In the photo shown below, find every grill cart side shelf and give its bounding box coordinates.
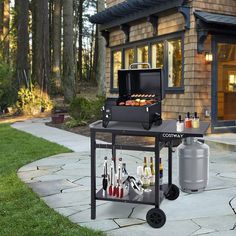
[90,120,209,228]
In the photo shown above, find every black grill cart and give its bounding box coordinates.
[102,63,163,130]
[90,120,209,228]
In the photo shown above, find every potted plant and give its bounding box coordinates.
[51,106,67,124]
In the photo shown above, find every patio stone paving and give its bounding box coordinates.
[13,119,236,235]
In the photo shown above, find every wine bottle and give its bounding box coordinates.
[143,157,147,172]
[150,157,155,186]
[150,157,154,175]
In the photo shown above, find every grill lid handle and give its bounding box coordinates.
[129,63,151,69]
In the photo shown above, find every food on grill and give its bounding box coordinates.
[118,102,125,106]
[140,100,146,106]
[118,98,157,107]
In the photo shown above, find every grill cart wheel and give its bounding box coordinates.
[103,120,109,128]
[164,184,180,200]
[146,208,166,228]
[142,122,151,130]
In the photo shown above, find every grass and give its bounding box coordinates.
[0,124,105,236]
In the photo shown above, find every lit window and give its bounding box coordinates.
[125,48,135,69]
[113,50,122,89]
[137,45,149,67]
[168,39,182,87]
[152,43,164,69]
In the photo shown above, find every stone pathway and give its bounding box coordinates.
[13,119,236,236]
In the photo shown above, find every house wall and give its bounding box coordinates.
[104,0,236,125]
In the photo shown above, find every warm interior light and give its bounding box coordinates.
[205,52,213,62]
[229,74,236,84]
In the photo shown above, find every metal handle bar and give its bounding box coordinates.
[129,62,151,69]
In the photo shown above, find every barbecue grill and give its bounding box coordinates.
[102,63,163,130]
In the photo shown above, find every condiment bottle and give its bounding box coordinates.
[192,112,200,129]
[177,115,184,132]
[185,112,192,128]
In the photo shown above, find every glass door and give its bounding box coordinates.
[212,36,236,129]
[217,43,236,121]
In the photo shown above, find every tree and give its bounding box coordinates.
[0,1,3,41]
[32,0,50,93]
[62,0,76,102]
[52,0,62,94]
[16,0,29,88]
[78,0,84,81]
[2,0,10,62]
[96,0,106,96]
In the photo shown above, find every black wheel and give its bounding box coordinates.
[142,122,151,130]
[146,208,166,228]
[164,184,180,200]
[103,120,109,128]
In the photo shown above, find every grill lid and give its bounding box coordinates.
[118,68,163,99]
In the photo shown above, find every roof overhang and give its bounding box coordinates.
[90,0,188,31]
[194,11,236,53]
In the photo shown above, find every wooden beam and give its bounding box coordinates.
[147,15,158,36]
[101,30,110,47]
[178,6,190,30]
[120,24,130,43]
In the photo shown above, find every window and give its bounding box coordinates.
[137,45,149,67]
[110,34,183,92]
[152,43,164,69]
[125,48,135,69]
[112,50,122,89]
[167,39,182,88]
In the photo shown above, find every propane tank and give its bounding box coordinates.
[177,137,209,193]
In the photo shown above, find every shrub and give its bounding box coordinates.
[0,63,17,111]
[16,85,53,115]
[68,96,105,126]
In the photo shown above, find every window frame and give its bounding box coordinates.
[110,31,184,94]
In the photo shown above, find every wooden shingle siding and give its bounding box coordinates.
[193,0,236,14]
[104,0,236,127]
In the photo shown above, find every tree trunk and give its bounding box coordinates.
[32,0,50,93]
[89,25,95,82]
[96,0,106,96]
[0,1,3,39]
[62,0,76,102]
[78,0,83,81]
[52,0,62,94]
[2,0,10,62]
[16,0,29,88]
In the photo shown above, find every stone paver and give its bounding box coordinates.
[13,118,236,235]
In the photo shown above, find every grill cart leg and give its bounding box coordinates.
[146,137,166,228]
[164,141,180,201]
[154,136,160,208]
[91,131,96,219]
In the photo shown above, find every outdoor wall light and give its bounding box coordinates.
[205,52,213,62]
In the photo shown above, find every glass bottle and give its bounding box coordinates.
[150,157,155,186]
[192,112,200,129]
[185,112,192,128]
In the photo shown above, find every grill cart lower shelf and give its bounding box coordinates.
[90,120,209,228]
[96,184,178,205]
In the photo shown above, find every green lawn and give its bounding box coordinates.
[0,124,105,236]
